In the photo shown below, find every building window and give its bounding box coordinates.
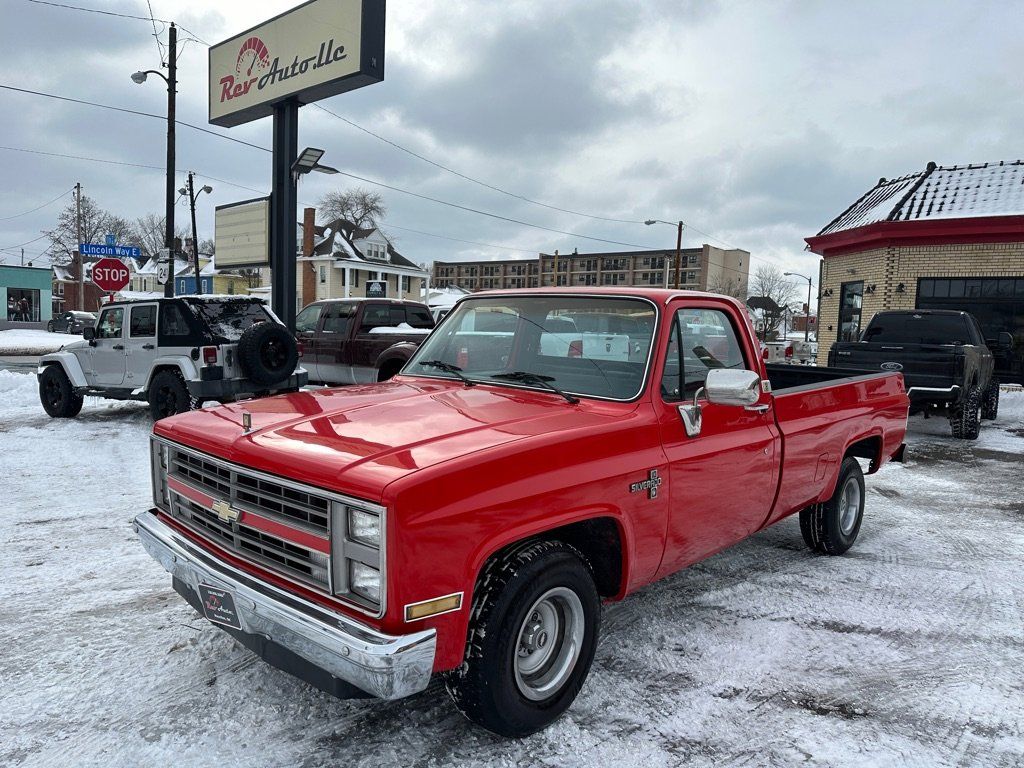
[838,281,864,342]
[688,254,698,265]
[57,282,64,295]
[227,281,235,294]
[319,265,326,284]
[401,276,410,293]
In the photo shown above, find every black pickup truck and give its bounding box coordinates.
[829,310,1006,439]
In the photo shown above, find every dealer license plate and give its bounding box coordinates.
[197,583,242,630]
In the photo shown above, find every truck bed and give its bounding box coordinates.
[764,363,894,393]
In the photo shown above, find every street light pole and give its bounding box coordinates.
[784,271,814,342]
[645,218,685,289]
[132,23,176,297]
[180,172,213,295]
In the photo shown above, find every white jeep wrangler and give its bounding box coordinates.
[37,296,307,420]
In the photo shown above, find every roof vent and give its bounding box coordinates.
[926,161,937,172]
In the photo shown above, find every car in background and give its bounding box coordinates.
[763,338,815,365]
[47,311,96,334]
[295,298,435,385]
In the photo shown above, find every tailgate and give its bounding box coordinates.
[830,342,959,389]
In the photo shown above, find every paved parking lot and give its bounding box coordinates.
[1,370,1022,767]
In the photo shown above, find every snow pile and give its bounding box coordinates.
[0,329,74,355]
[368,322,431,335]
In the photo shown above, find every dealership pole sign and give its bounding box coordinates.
[209,0,385,128]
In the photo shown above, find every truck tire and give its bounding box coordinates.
[46,320,54,332]
[799,456,864,555]
[237,322,298,386]
[39,365,83,418]
[949,384,982,439]
[445,540,601,737]
[981,380,999,421]
[149,370,193,421]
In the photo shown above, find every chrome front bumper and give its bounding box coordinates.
[133,509,436,700]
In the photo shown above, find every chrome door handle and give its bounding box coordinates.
[745,403,770,413]
[112,344,124,350]
[142,344,155,350]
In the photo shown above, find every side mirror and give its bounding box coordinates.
[704,368,761,406]
[83,327,95,341]
[997,331,1014,350]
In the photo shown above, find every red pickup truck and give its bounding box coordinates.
[135,288,908,737]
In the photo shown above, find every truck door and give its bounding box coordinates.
[655,304,779,577]
[294,303,325,382]
[318,302,357,384]
[91,306,128,387]
[125,303,158,388]
[351,303,397,383]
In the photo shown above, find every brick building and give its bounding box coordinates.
[806,160,1024,383]
[432,244,749,295]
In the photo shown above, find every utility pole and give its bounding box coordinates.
[164,22,178,297]
[553,249,559,287]
[20,248,24,267]
[186,171,201,294]
[75,181,83,311]
[674,221,683,290]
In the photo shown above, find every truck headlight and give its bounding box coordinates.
[348,508,380,548]
[350,561,381,604]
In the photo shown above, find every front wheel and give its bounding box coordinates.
[39,365,83,418]
[445,541,600,737]
[148,370,193,421]
[949,384,982,439]
[800,456,865,555]
[46,321,54,332]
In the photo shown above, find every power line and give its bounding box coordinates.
[384,224,539,254]
[313,103,646,225]
[0,186,73,221]
[0,84,268,152]
[24,0,207,43]
[0,144,165,170]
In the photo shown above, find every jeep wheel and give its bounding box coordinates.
[39,365,83,418]
[149,370,192,421]
[949,384,982,439]
[238,322,298,386]
[981,380,999,421]
[46,321,54,333]
[445,541,600,737]
[800,456,865,555]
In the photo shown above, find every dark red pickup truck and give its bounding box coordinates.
[294,298,435,384]
[135,288,908,736]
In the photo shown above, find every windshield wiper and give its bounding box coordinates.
[491,371,580,404]
[419,360,476,386]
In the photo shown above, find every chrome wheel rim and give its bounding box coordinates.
[839,476,861,535]
[513,587,584,701]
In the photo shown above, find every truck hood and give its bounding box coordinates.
[153,377,624,502]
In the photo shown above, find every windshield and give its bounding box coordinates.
[188,299,274,341]
[406,295,657,400]
[862,313,972,345]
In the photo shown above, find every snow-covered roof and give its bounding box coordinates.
[818,160,1024,236]
[53,265,73,281]
[308,218,425,273]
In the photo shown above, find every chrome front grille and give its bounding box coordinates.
[171,449,329,533]
[165,444,332,591]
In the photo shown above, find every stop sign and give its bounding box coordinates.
[92,257,131,292]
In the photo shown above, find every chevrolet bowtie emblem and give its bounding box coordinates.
[212,499,240,523]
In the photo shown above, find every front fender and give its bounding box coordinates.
[38,350,88,388]
[144,357,200,392]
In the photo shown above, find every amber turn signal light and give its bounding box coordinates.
[404,593,462,622]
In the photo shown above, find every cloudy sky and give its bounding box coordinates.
[1,0,1022,283]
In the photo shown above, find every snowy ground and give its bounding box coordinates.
[0,329,76,355]
[1,370,1022,767]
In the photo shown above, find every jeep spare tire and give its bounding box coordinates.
[237,322,298,386]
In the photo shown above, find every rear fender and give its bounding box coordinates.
[374,342,417,372]
[816,429,884,502]
[38,351,88,388]
[144,357,199,392]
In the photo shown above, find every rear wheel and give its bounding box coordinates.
[148,370,193,420]
[46,321,54,332]
[39,365,83,418]
[949,384,982,439]
[445,541,600,737]
[800,456,865,555]
[238,322,299,386]
[981,380,999,421]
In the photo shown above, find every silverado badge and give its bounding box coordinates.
[212,499,240,523]
[630,469,663,500]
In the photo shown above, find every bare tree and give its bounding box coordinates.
[318,188,386,228]
[748,264,798,341]
[134,213,188,264]
[706,273,747,299]
[46,196,134,266]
